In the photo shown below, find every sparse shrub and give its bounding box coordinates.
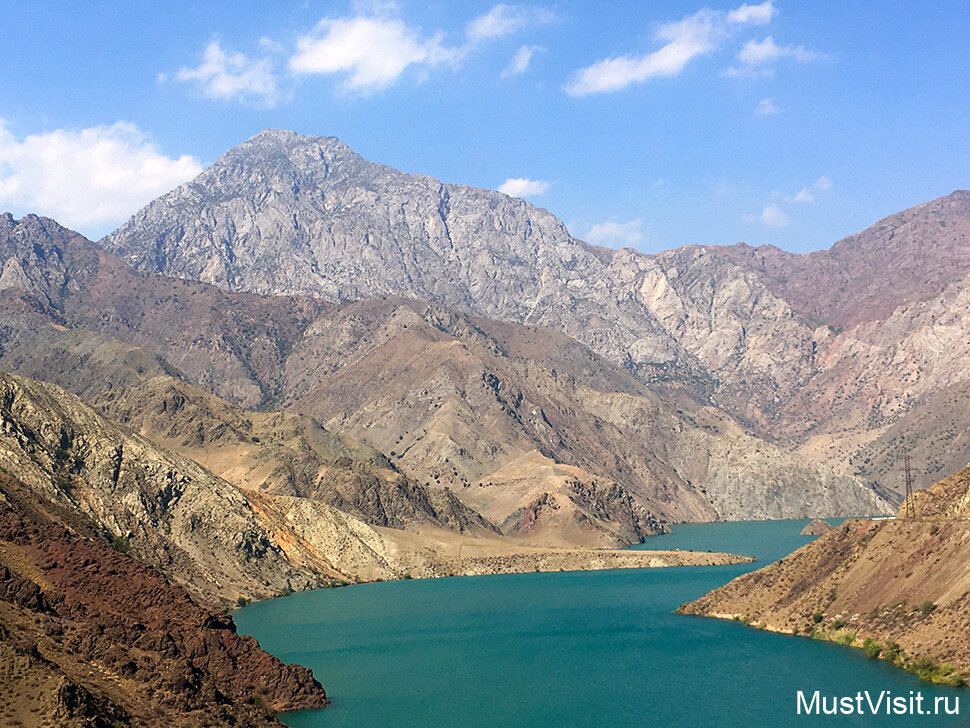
[112,535,130,553]
[830,617,847,630]
[883,640,901,663]
[918,600,937,616]
[863,637,882,659]
[812,612,824,624]
[836,631,856,646]
[236,596,250,608]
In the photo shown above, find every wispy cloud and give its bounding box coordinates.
[754,96,780,115]
[467,4,554,42]
[738,35,820,65]
[788,175,832,203]
[171,42,280,107]
[724,35,823,77]
[586,219,643,246]
[501,45,543,77]
[746,176,831,227]
[0,120,201,234]
[726,1,777,25]
[498,177,550,197]
[758,204,789,227]
[564,1,776,96]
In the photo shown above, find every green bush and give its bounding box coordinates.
[812,612,824,624]
[863,637,882,659]
[918,600,937,616]
[836,631,856,646]
[111,535,130,553]
[236,596,250,608]
[830,617,847,630]
[882,640,901,663]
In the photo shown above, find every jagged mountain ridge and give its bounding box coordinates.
[99,130,970,492]
[0,213,892,536]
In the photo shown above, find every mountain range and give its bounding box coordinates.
[1,127,968,721]
[102,130,970,497]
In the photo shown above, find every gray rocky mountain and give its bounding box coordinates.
[0,212,893,540]
[101,131,970,497]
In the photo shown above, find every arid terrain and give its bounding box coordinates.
[680,465,970,685]
[0,129,968,723]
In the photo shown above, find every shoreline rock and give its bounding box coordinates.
[800,518,836,536]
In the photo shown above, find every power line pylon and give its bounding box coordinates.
[903,454,915,519]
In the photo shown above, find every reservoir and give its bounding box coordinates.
[236,519,964,727]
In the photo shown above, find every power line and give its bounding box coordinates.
[903,454,915,519]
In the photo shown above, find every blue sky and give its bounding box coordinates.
[1,1,968,253]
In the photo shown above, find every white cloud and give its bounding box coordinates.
[737,35,820,66]
[0,120,202,235]
[289,5,552,93]
[564,2,775,96]
[726,1,777,25]
[788,176,832,203]
[565,9,722,96]
[586,219,643,247]
[498,177,550,197]
[290,16,461,93]
[754,96,780,115]
[174,42,280,106]
[467,4,554,42]
[759,204,789,227]
[721,64,774,79]
[501,44,543,77]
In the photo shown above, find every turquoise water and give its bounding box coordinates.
[236,520,966,727]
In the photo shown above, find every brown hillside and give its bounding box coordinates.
[680,465,970,684]
[0,472,327,727]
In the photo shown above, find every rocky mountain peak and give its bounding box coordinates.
[96,133,970,473]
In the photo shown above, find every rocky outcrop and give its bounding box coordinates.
[0,368,336,606]
[800,518,835,535]
[0,471,328,727]
[680,465,970,686]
